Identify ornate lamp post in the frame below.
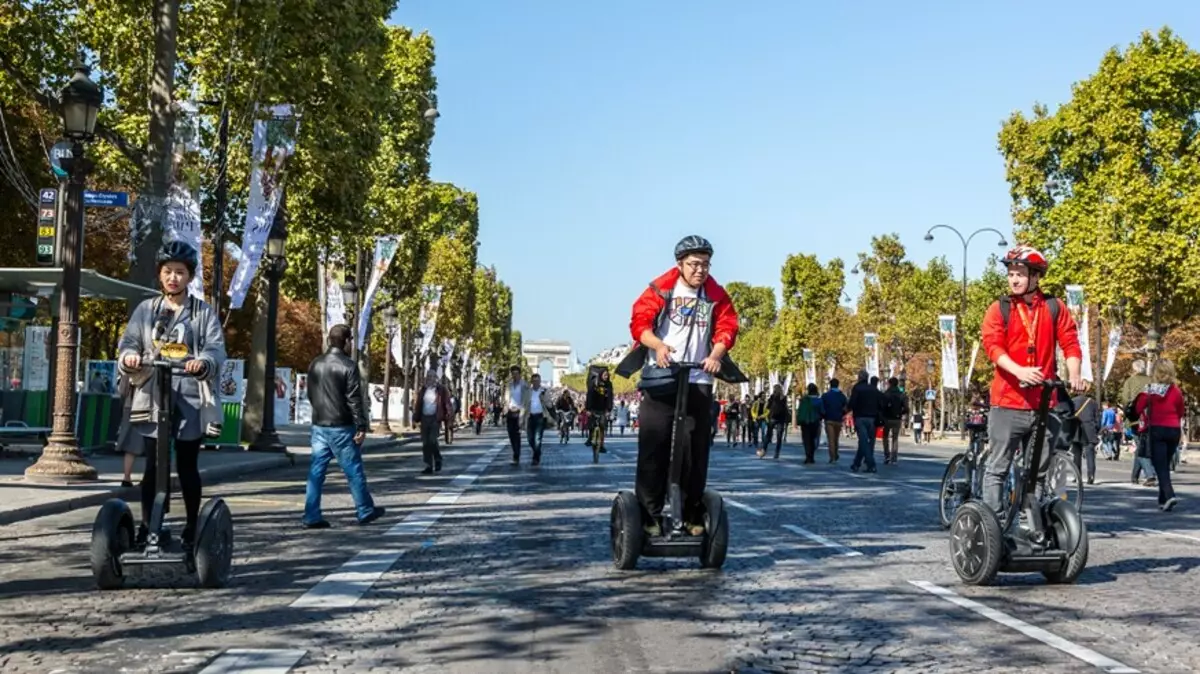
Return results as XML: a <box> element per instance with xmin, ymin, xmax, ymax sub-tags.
<box><xmin>249</xmin><ymin>216</ymin><xmax>288</xmax><ymax>452</ymax></box>
<box><xmin>373</xmin><ymin>306</ymin><xmax>399</xmax><ymax>435</ymax></box>
<box><xmin>26</xmin><ymin>64</ymin><xmax>103</xmax><ymax>482</ymax></box>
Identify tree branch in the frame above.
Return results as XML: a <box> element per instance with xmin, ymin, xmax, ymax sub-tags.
<box><xmin>0</xmin><ymin>49</ymin><xmax>147</xmax><ymax>169</ymax></box>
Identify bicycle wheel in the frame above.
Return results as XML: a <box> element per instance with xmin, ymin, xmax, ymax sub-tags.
<box><xmin>1046</xmin><ymin>450</ymin><xmax>1084</xmax><ymax>512</ymax></box>
<box><xmin>939</xmin><ymin>453</ymin><xmax>969</xmax><ymax>529</ymax></box>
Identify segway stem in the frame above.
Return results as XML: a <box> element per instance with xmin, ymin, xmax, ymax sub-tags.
<box><xmin>148</xmin><ymin>359</ymin><xmax>193</xmax><ymax>539</ymax></box>
<box><xmin>1015</xmin><ymin>379</ymin><xmax>1070</xmax><ymax>536</ymax></box>
<box><xmin>666</xmin><ymin>362</ymin><xmax>700</xmax><ymax>537</ymax></box>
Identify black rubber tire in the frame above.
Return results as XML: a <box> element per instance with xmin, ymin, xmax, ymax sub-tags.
<box><xmin>939</xmin><ymin>453</ymin><xmax>968</xmax><ymax>530</ymax></box>
<box><xmin>611</xmin><ymin>491</ymin><xmax>642</xmax><ymax>570</ymax></box>
<box><xmin>195</xmin><ymin>498</ymin><xmax>234</xmax><ymax>588</ymax></box>
<box><xmin>949</xmin><ymin>501</ymin><xmax>1004</xmax><ymax>586</ymax></box>
<box><xmin>91</xmin><ymin>498</ymin><xmax>134</xmax><ymax>591</ymax></box>
<box><xmin>1048</xmin><ymin>451</ymin><xmax>1084</xmax><ymax>513</ymax></box>
<box><xmin>1043</xmin><ymin>500</ymin><xmax>1089</xmax><ymax>584</ymax></box>
<box><xmin>700</xmin><ymin>491</ymin><xmax>729</xmax><ymax>570</ymax></box>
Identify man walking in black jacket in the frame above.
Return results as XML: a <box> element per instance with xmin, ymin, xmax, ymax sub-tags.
<box><xmin>881</xmin><ymin>377</ymin><xmax>909</xmax><ymax>465</ymax></box>
<box><xmin>848</xmin><ymin>370</ymin><xmax>883</xmax><ymax>473</ymax></box>
<box><xmin>302</xmin><ymin>325</ymin><xmax>385</xmax><ymax>528</ymax></box>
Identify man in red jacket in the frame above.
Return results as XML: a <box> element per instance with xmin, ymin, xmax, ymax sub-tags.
<box><xmin>620</xmin><ymin>235</ymin><xmax>739</xmax><ymax>537</ymax></box>
<box><xmin>980</xmin><ymin>245</ymin><xmax>1083</xmax><ymax>515</ymax></box>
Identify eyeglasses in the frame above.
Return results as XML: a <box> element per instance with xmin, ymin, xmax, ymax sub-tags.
<box><xmin>683</xmin><ymin>261</ymin><xmax>710</xmax><ymax>271</ymax></box>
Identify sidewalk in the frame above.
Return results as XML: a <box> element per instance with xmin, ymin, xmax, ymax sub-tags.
<box><xmin>0</xmin><ymin>426</ymin><xmax>420</xmax><ymax>526</ymax></box>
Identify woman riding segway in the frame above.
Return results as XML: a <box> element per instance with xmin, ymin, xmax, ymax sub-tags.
<box><xmin>116</xmin><ymin>240</ymin><xmax>226</xmax><ymax>550</ymax></box>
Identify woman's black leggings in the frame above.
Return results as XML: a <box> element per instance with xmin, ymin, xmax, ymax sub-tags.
<box><xmin>141</xmin><ymin>435</ymin><xmax>202</xmax><ymax>531</ymax></box>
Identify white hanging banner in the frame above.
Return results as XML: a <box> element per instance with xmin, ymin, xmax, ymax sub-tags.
<box><xmin>826</xmin><ymin>357</ymin><xmax>836</xmax><ymax>382</ymax></box>
<box><xmin>294</xmin><ymin>374</ymin><xmax>312</xmax><ymax>424</ymax></box>
<box><xmin>783</xmin><ymin>371</ymin><xmax>793</xmax><ymax>393</ymax></box>
<box><xmin>321</xmin><ymin>242</ymin><xmax>346</xmax><ymax>336</ymax></box>
<box><xmin>1103</xmin><ymin>325</ymin><xmax>1122</xmax><ymax>380</ymax></box>
<box><xmin>864</xmin><ymin>333</ymin><xmax>879</xmax><ymax>379</ymax></box>
<box><xmin>274</xmin><ymin>367</ymin><xmax>293</xmax><ymax>426</ymax></box>
<box><xmin>964</xmin><ymin>341</ymin><xmax>980</xmax><ymax>389</ymax></box>
<box><xmin>229</xmin><ymin>105</ymin><xmax>299</xmax><ymax>309</ymax></box>
<box><xmin>769</xmin><ymin>370</ymin><xmax>780</xmax><ymax>389</ymax></box>
<box><xmin>356</xmin><ymin>236</ymin><xmax>401</xmax><ymax>351</ymax></box>
<box><xmin>164</xmin><ymin>184</ymin><xmax>205</xmax><ymax>299</ymax></box>
<box><xmin>802</xmin><ymin>348</ymin><xmax>816</xmax><ymax>387</ymax></box>
<box><xmin>938</xmin><ymin>315</ymin><xmax>960</xmax><ymax>390</ymax></box>
<box><xmin>438</xmin><ymin>338</ymin><xmax>456</xmax><ymax>378</ymax></box>
<box><xmin>887</xmin><ymin>359</ymin><xmax>898</xmax><ymax>380</ymax></box>
<box><xmin>389</xmin><ymin>323</ymin><xmax>405</xmax><ymax>369</ymax></box>
<box><xmin>739</xmin><ymin>382</ymin><xmax>750</xmax><ymax>399</ymax></box>
<box><xmin>417</xmin><ymin>285</ymin><xmax>443</xmax><ymax>357</ymax></box>
<box><xmin>1064</xmin><ymin>285</ymin><xmax>1093</xmax><ymax>382</ymax></box>
<box><xmin>754</xmin><ymin>376</ymin><xmax>764</xmax><ymax>394</ymax></box>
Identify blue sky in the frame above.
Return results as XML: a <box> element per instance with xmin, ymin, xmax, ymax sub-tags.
<box><xmin>390</xmin><ymin>1</ymin><xmax>1200</xmax><ymax>361</ymax></box>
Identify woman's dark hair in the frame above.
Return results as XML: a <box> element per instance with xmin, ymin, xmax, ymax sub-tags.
<box><xmin>807</xmin><ymin>383</ymin><xmax>819</xmax><ymax>395</ymax></box>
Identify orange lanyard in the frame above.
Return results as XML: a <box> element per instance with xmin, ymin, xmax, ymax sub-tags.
<box><xmin>1014</xmin><ymin>300</ymin><xmax>1039</xmax><ymax>366</ymax></box>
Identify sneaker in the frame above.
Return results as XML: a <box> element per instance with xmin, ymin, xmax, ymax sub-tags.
<box><xmin>358</xmin><ymin>507</ymin><xmax>386</xmax><ymax>525</ymax></box>
<box><xmin>303</xmin><ymin>520</ymin><xmax>332</xmax><ymax>530</ymax></box>
<box><xmin>865</xmin><ymin>467</ymin><xmax>878</xmax><ymax>474</ymax></box>
<box><xmin>1163</xmin><ymin>497</ymin><xmax>1179</xmax><ymax>512</ymax></box>
<box><xmin>756</xmin><ymin>448</ymin><xmax>765</xmax><ymax>458</ymax></box>
<box><xmin>850</xmin><ymin>465</ymin><xmax>860</xmax><ymax>473</ymax></box>
<box><xmin>599</xmin><ymin>447</ymin><xmax>607</xmax><ymax>453</ymax></box>
<box><xmin>643</xmin><ymin>522</ymin><xmax>662</xmax><ymax>537</ymax></box>
<box><xmin>435</xmin><ymin>462</ymin><xmax>443</xmax><ymax>472</ymax></box>
<box><xmin>120</xmin><ymin>479</ymin><xmax>134</xmax><ymax>488</ymax></box>
<box><xmin>421</xmin><ymin>466</ymin><xmax>433</xmax><ymax>475</ymax></box>
<box><xmin>511</xmin><ymin>458</ymin><xmax>520</xmax><ymax>466</ymax></box>
<box><xmin>532</xmin><ymin>457</ymin><xmax>541</xmax><ymax>467</ymax></box>
<box><xmin>182</xmin><ymin>524</ymin><xmax>195</xmax><ymax>548</ymax></box>
<box><xmin>1143</xmin><ymin>478</ymin><xmax>1158</xmax><ymax>487</ymax></box>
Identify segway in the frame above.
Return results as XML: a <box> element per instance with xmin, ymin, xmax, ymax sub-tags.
<box><xmin>611</xmin><ymin>362</ymin><xmax>729</xmax><ymax>570</ymax></box>
<box><xmin>949</xmin><ymin>379</ymin><xmax>1087</xmax><ymax>586</ymax></box>
<box><xmin>91</xmin><ymin>357</ymin><xmax>234</xmax><ymax>590</ymax></box>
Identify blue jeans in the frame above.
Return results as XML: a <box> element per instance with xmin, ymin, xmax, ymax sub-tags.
<box><xmin>852</xmin><ymin>417</ymin><xmax>877</xmax><ymax>470</ymax></box>
<box><xmin>305</xmin><ymin>425</ymin><xmax>377</xmax><ymax>524</ymax></box>
<box><xmin>527</xmin><ymin>413</ymin><xmax>545</xmax><ymax>460</ymax></box>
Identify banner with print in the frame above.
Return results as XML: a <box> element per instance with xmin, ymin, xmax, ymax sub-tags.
<box><xmin>356</xmin><ymin>236</ymin><xmax>401</xmax><ymax>351</ymax></box>
<box><xmin>826</xmin><ymin>357</ymin><xmax>836</xmax><ymax>382</ymax></box>
<box><xmin>783</xmin><ymin>371</ymin><xmax>793</xmax><ymax>393</ymax></box>
<box><xmin>1103</xmin><ymin>326</ymin><xmax>1122</xmax><ymax>380</ymax></box>
<box><xmin>273</xmin><ymin>367</ymin><xmax>293</xmax><ymax>425</ymax></box>
<box><xmin>938</xmin><ymin>315</ymin><xmax>959</xmax><ymax>390</ymax></box>
<box><xmin>219</xmin><ymin>359</ymin><xmax>246</xmax><ymax>402</ymax></box>
<box><xmin>85</xmin><ymin>361</ymin><xmax>117</xmax><ymax>395</ymax></box>
<box><xmin>164</xmin><ymin>184</ymin><xmax>205</xmax><ymax>299</ymax></box>
<box><xmin>321</xmin><ymin>243</ymin><xmax>346</xmax><ymax>336</ymax></box>
<box><xmin>769</xmin><ymin>370</ymin><xmax>780</xmax><ymax>390</ymax></box>
<box><xmin>964</xmin><ymin>341</ymin><xmax>980</xmax><ymax>390</ymax></box>
<box><xmin>1064</xmin><ymin>285</ymin><xmax>1093</xmax><ymax>382</ymax></box>
<box><xmin>864</xmin><ymin>333</ymin><xmax>879</xmax><ymax>379</ymax></box>
<box><xmin>417</xmin><ymin>285</ymin><xmax>443</xmax><ymax>356</ymax></box>
<box><xmin>22</xmin><ymin>326</ymin><xmax>51</xmax><ymax>390</ymax></box>
<box><xmin>294</xmin><ymin>373</ymin><xmax>312</xmax><ymax>424</ymax></box>
<box><xmin>803</xmin><ymin>348</ymin><xmax>817</xmax><ymax>387</ymax></box>
<box><xmin>438</xmin><ymin>338</ymin><xmax>456</xmax><ymax>378</ymax></box>
<box><xmin>389</xmin><ymin>323</ymin><xmax>405</xmax><ymax>369</ymax></box>
<box><xmin>739</xmin><ymin>382</ymin><xmax>750</xmax><ymax>399</ymax></box>
<box><xmin>229</xmin><ymin>105</ymin><xmax>299</xmax><ymax>309</ymax></box>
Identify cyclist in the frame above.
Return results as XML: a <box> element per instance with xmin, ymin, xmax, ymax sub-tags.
<box><xmin>615</xmin><ymin>235</ymin><xmax>740</xmax><ymax>537</ymax></box>
<box><xmin>117</xmin><ymin>240</ymin><xmax>226</xmax><ymax>549</ymax></box>
<box><xmin>980</xmin><ymin>245</ymin><xmax>1083</xmax><ymax>516</ymax></box>
<box><xmin>586</xmin><ymin>368</ymin><xmax>614</xmax><ymax>456</ymax></box>
<box><xmin>555</xmin><ymin>389</ymin><xmax>576</xmax><ymax>441</ymax></box>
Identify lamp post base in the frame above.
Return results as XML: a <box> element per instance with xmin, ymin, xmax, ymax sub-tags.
<box><xmin>249</xmin><ymin>429</ymin><xmax>287</xmax><ymax>453</ymax></box>
<box><xmin>24</xmin><ymin>437</ymin><xmax>98</xmax><ymax>482</ymax></box>
<box><xmin>372</xmin><ymin>422</ymin><xmax>394</xmax><ymax>436</ymax></box>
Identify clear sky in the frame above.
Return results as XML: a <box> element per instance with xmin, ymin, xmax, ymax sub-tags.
<box><xmin>390</xmin><ymin>1</ymin><xmax>1200</xmax><ymax>361</ymax></box>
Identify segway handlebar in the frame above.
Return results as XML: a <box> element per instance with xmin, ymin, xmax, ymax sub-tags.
<box><xmin>150</xmin><ymin>357</ymin><xmax>201</xmax><ymax>377</ymax></box>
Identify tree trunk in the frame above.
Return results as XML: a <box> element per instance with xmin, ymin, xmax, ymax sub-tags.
<box><xmin>241</xmin><ymin>281</ymin><xmax>269</xmax><ymax>440</ymax></box>
<box><xmin>130</xmin><ymin>0</ymin><xmax>180</xmax><ymax>293</ymax></box>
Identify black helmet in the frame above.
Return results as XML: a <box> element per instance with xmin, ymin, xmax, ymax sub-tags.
<box><xmin>674</xmin><ymin>235</ymin><xmax>713</xmax><ymax>260</ymax></box>
<box><xmin>157</xmin><ymin>240</ymin><xmax>199</xmax><ymax>276</ymax></box>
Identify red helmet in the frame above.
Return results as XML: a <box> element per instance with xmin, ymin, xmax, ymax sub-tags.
<box><xmin>1001</xmin><ymin>245</ymin><xmax>1048</xmax><ymax>274</ymax></box>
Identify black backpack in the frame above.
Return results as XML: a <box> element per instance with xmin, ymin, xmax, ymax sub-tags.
<box><xmin>997</xmin><ymin>295</ymin><xmax>1064</xmax><ymax>355</ymax></box>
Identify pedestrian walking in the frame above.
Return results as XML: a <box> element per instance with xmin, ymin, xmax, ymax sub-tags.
<box><xmin>880</xmin><ymin>377</ymin><xmax>908</xmax><ymax>464</ymax></box>
<box><xmin>1099</xmin><ymin>400</ymin><xmax>1117</xmax><ymax>460</ymax></box>
<box><xmin>1122</xmin><ymin>360</ymin><xmax>1156</xmax><ymax>485</ymax></box>
<box><xmin>470</xmin><ymin>400</ymin><xmax>485</xmax><ymax>434</ymax></box>
<box><xmin>1134</xmin><ymin>359</ymin><xmax>1184</xmax><ymax>511</ymax></box>
<box><xmin>1071</xmin><ymin>388</ymin><xmax>1101</xmax><ymax>485</ymax></box>
<box><xmin>617</xmin><ymin>400</ymin><xmax>631</xmax><ymax>435</ymax></box>
<box><xmin>504</xmin><ymin>365</ymin><xmax>529</xmax><ymax>465</ymax></box>
<box><xmin>413</xmin><ymin>368</ymin><xmax>453</xmax><ymax>474</ymax></box>
<box><xmin>303</xmin><ymin>324</ymin><xmax>384</xmax><ymax>528</ymax></box>
<box><xmin>820</xmin><ymin>379</ymin><xmax>848</xmax><ymax>463</ymax></box>
<box><xmin>522</xmin><ymin>373</ymin><xmax>555</xmax><ymax>466</ymax></box>
<box><xmin>758</xmin><ymin>384</ymin><xmax>789</xmax><ymax>458</ymax></box>
<box><xmin>848</xmin><ymin>370</ymin><xmax>882</xmax><ymax>473</ymax></box>
<box><xmin>911</xmin><ymin>410</ymin><xmax>924</xmax><ymax>445</ymax></box>
<box><xmin>796</xmin><ymin>383</ymin><xmax>824</xmax><ymax>464</ymax></box>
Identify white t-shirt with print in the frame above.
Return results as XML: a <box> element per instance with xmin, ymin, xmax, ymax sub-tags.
<box><xmin>650</xmin><ymin>278</ymin><xmax>714</xmax><ymax>384</ymax></box>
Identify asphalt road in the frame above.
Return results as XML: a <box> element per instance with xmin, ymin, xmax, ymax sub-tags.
<box><xmin>0</xmin><ymin>425</ymin><xmax>1197</xmax><ymax>673</ymax></box>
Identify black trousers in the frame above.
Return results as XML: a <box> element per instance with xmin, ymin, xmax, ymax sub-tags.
<box><xmin>420</xmin><ymin>416</ymin><xmax>443</xmax><ymax>468</ymax></box>
<box><xmin>506</xmin><ymin>412</ymin><xmax>522</xmax><ymax>459</ymax></box>
<box><xmin>801</xmin><ymin>422</ymin><xmax>821</xmax><ymax>461</ymax></box>
<box><xmin>636</xmin><ymin>383</ymin><xmax>713</xmax><ymax>522</ymax></box>
<box><xmin>141</xmin><ymin>435</ymin><xmax>202</xmax><ymax>531</ymax></box>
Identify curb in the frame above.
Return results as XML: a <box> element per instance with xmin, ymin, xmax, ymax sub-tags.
<box><xmin>0</xmin><ymin>433</ymin><xmax>426</xmax><ymax>527</ymax></box>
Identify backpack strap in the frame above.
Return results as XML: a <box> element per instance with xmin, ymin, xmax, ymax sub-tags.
<box><xmin>999</xmin><ymin>295</ymin><xmax>1062</xmax><ymax>358</ymax></box>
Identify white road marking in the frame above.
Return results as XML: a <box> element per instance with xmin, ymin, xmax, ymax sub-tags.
<box><xmin>726</xmin><ymin>498</ymin><xmax>766</xmax><ymax>517</ymax></box>
<box><xmin>199</xmin><ymin>648</ymin><xmax>307</xmax><ymax>674</ymax></box>
<box><xmin>1133</xmin><ymin>526</ymin><xmax>1200</xmax><ymax>544</ymax></box>
<box><xmin>290</xmin><ymin>443</ymin><xmax>503</xmax><ymax>609</ymax></box>
<box><xmin>782</xmin><ymin>524</ymin><xmax>863</xmax><ymax>557</ymax></box>
<box><xmin>909</xmin><ymin>581</ymin><xmax>1139</xmax><ymax>673</ymax></box>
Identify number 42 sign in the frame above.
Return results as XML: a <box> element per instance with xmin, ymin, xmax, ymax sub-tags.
<box><xmin>36</xmin><ymin>188</ymin><xmax>58</xmax><ymax>266</ymax></box>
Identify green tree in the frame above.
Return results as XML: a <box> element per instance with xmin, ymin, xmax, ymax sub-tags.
<box><xmin>724</xmin><ymin>282</ymin><xmax>776</xmax><ymax>378</ymax></box>
<box><xmin>773</xmin><ymin>254</ymin><xmax>845</xmax><ymax>378</ymax></box>
<box><xmin>998</xmin><ymin>27</ymin><xmax>1200</xmax><ymax>341</ymax></box>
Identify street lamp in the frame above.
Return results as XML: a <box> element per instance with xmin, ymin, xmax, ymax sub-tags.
<box><xmin>374</xmin><ymin>306</ymin><xmax>399</xmax><ymax>435</ymax></box>
<box><xmin>341</xmin><ymin>276</ymin><xmax>358</xmax><ymax>358</ymax></box>
<box><xmin>249</xmin><ymin>205</ymin><xmax>288</xmax><ymax>452</ymax></box>
<box><xmin>26</xmin><ymin>64</ymin><xmax>103</xmax><ymax>482</ymax></box>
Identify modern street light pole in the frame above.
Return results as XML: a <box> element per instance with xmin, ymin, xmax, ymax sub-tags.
<box><xmin>373</xmin><ymin>306</ymin><xmax>398</xmax><ymax>436</ymax></box>
<box><xmin>26</xmin><ymin>64</ymin><xmax>103</xmax><ymax>482</ymax></box>
<box><xmin>249</xmin><ymin>197</ymin><xmax>288</xmax><ymax>453</ymax></box>
<box><xmin>924</xmin><ymin>225</ymin><xmax>1008</xmax><ymax>436</ymax></box>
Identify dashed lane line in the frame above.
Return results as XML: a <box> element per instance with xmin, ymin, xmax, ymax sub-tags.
<box><xmin>782</xmin><ymin>523</ymin><xmax>864</xmax><ymax>557</ymax></box>
<box><xmin>909</xmin><ymin>581</ymin><xmax>1140</xmax><ymax>674</ymax></box>
<box><xmin>289</xmin><ymin>443</ymin><xmax>504</xmax><ymax>609</ymax></box>
<box><xmin>1132</xmin><ymin>526</ymin><xmax>1200</xmax><ymax>544</ymax></box>
<box><xmin>198</xmin><ymin>648</ymin><xmax>307</xmax><ymax>674</ymax></box>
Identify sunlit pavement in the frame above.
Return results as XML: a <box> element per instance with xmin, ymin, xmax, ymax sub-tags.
<box><xmin>0</xmin><ymin>426</ymin><xmax>1197</xmax><ymax>673</ymax></box>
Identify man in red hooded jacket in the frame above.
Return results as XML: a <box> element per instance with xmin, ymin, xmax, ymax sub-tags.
<box><xmin>621</xmin><ymin>235</ymin><xmax>739</xmax><ymax>537</ymax></box>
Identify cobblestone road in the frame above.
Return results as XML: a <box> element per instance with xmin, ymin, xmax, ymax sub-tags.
<box><xmin>0</xmin><ymin>427</ymin><xmax>1197</xmax><ymax>672</ymax></box>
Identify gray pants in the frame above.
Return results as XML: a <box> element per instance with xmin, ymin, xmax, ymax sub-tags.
<box><xmin>882</xmin><ymin>419</ymin><xmax>902</xmax><ymax>460</ymax></box>
<box><xmin>984</xmin><ymin>407</ymin><xmax>1052</xmax><ymax>514</ymax></box>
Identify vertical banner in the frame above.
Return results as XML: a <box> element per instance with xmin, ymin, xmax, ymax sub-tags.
<box><xmin>438</xmin><ymin>338</ymin><xmax>456</xmax><ymax>378</ymax></box>
<box><xmin>85</xmin><ymin>361</ymin><xmax>117</xmax><ymax>395</ymax></box>
<box><xmin>754</xmin><ymin>376</ymin><xmax>764</xmax><ymax>394</ymax></box>
<box><xmin>964</xmin><ymin>341</ymin><xmax>980</xmax><ymax>390</ymax></box>
<box><xmin>369</xmin><ymin>383</ymin><xmax>386</xmax><ymax>422</ymax></box>
<box><xmin>769</xmin><ymin>370</ymin><xmax>780</xmax><ymax>390</ymax></box>
<box><xmin>229</xmin><ymin>105</ymin><xmax>299</xmax><ymax>309</ymax></box>
<box><xmin>826</xmin><ymin>357</ymin><xmax>836</xmax><ymax>382</ymax></box>
<box><xmin>417</xmin><ymin>285</ymin><xmax>443</xmax><ymax>357</ymax></box>
<box><xmin>321</xmin><ymin>244</ymin><xmax>346</xmax><ymax>336</ymax></box>
<box><xmin>863</xmin><ymin>333</ymin><xmax>879</xmax><ymax>379</ymax></box>
<box><xmin>783</xmin><ymin>371</ymin><xmax>793</xmax><ymax>394</ymax></box>
<box><xmin>164</xmin><ymin>184</ymin><xmax>205</xmax><ymax>299</ymax></box>
<box><xmin>803</xmin><ymin>348</ymin><xmax>816</xmax><ymax>387</ymax></box>
<box><xmin>273</xmin><ymin>367</ymin><xmax>293</xmax><ymax>425</ymax></box>
<box><xmin>22</xmin><ymin>326</ymin><xmax>51</xmax><ymax>390</ymax></box>
<box><xmin>938</xmin><ymin>315</ymin><xmax>960</xmax><ymax>389</ymax></box>
<box><xmin>1064</xmin><ymin>285</ymin><xmax>1093</xmax><ymax>382</ymax></box>
<box><xmin>219</xmin><ymin>359</ymin><xmax>246</xmax><ymax>403</ymax></box>
<box><xmin>887</xmin><ymin>359</ymin><xmax>898</xmax><ymax>380</ymax></box>
<box><xmin>294</xmin><ymin>373</ymin><xmax>312</xmax><ymax>424</ymax></box>
<box><xmin>739</xmin><ymin>382</ymin><xmax>750</xmax><ymax>399</ymax></box>
<box><xmin>389</xmin><ymin>323</ymin><xmax>405</xmax><ymax>369</ymax></box>
<box><xmin>1103</xmin><ymin>326</ymin><xmax>1122</xmax><ymax>380</ymax></box>
<box><xmin>356</xmin><ymin>236</ymin><xmax>401</xmax><ymax>351</ymax></box>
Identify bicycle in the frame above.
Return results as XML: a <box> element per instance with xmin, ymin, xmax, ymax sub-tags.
<box><xmin>589</xmin><ymin>412</ymin><xmax>607</xmax><ymax>463</ymax></box>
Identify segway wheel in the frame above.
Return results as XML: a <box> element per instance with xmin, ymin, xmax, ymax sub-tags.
<box><xmin>611</xmin><ymin>491</ymin><xmax>642</xmax><ymax>570</ymax></box>
<box><xmin>1042</xmin><ymin>499</ymin><xmax>1089</xmax><ymax>584</ymax></box>
<box><xmin>938</xmin><ymin>453</ymin><xmax>969</xmax><ymax>530</ymax></box>
<box><xmin>195</xmin><ymin>498</ymin><xmax>234</xmax><ymax>588</ymax></box>
<box><xmin>91</xmin><ymin>498</ymin><xmax>135</xmax><ymax>590</ymax></box>
<box><xmin>949</xmin><ymin>501</ymin><xmax>1003</xmax><ymax>586</ymax></box>
<box><xmin>700</xmin><ymin>490</ymin><xmax>729</xmax><ymax>570</ymax></box>
<box><xmin>1047</xmin><ymin>451</ymin><xmax>1084</xmax><ymax>512</ymax></box>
